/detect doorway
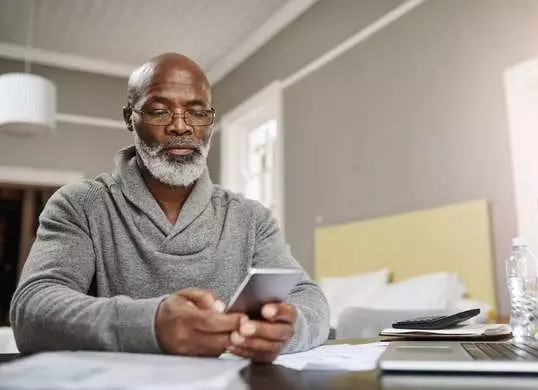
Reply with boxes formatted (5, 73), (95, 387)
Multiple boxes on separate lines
(0, 166), (82, 326)
(0, 186), (57, 326)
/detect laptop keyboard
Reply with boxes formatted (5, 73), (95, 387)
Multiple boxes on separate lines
(462, 342), (538, 361)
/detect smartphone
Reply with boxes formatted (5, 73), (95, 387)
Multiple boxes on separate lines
(226, 268), (303, 318)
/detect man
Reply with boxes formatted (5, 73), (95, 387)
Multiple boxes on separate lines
(10, 53), (330, 362)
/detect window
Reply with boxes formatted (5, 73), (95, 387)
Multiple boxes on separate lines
(221, 82), (284, 231)
(504, 57), (538, 254)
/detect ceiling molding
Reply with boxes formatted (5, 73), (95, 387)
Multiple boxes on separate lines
(0, 0), (317, 83)
(56, 113), (126, 129)
(282, 0), (428, 89)
(206, 0), (319, 84)
(0, 42), (135, 78)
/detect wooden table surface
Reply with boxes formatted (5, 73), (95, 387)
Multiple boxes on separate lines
(2, 337), (532, 390)
(0, 339), (381, 390)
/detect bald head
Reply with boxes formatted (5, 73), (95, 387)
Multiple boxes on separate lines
(127, 53), (211, 107)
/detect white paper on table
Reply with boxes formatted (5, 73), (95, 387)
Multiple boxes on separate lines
(380, 324), (511, 336)
(274, 342), (389, 371)
(0, 351), (249, 390)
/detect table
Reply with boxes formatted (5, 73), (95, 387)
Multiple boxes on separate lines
(0, 350), (378, 390)
(0, 339), (380, 389)
(2, 339), (536, 390)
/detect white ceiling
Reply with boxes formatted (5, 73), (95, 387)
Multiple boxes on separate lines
(0, 0), (316, 83)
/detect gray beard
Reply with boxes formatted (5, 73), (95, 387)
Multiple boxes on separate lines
(134, 132), (210, 187)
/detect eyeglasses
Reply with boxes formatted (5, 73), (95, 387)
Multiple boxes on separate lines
(132, 107), (215, 126)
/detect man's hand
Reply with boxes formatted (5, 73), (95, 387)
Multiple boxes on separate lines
(155, 288), (245, 356)
(227, 302), (296, 363)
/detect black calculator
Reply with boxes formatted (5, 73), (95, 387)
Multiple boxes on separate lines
(391, 308), (481, 330)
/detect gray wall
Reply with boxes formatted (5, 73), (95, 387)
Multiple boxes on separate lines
(207, 0), (406, 179)
(0, 59), (131, 177)
(213, 0), (538, 314)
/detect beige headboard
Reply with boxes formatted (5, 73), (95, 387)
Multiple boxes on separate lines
(314, 199), (497, 310)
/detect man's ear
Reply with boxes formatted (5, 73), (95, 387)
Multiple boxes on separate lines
(123, 106), (133, 132)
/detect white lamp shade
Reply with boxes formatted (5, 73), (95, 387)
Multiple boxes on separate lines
(0, 73), (57, 135)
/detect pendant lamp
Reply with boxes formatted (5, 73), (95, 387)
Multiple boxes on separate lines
(0, 0), (57, 136)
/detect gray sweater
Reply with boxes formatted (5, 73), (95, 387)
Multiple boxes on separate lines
(10, 147), (330, 354)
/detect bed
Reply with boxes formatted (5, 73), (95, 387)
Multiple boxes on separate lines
(314, 199), (497, 338)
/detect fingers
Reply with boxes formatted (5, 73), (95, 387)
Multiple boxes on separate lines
(235, 318), (294, 342)
(178, 288), (224, 312)
(226, 305), (297, 362)
(173, 289), (245, 333)
(157, 289), (250, 357)
(169, 329), (236, 357)
(229, 331), (285, 353)
(166, 290), (296, 361)
(226, 318), (293, 360)
(193, 311), (246, 333)
(261, 302), (296, 323)
(227, 345), (278, 363)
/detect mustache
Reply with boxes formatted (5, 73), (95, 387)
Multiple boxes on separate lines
(159, 137), (203, 151)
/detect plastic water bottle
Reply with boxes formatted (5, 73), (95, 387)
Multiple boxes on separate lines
(506, 237), (538, 341)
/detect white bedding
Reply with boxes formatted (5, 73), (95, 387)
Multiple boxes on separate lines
(320, 271), (487, 328)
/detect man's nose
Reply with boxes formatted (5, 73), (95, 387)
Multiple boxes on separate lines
(166, 113), (193, 136)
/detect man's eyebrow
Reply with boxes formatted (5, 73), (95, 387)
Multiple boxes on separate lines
(144, 96), (173, 105)
(184, 99), (210, 108)
(142, 97), (210, 108)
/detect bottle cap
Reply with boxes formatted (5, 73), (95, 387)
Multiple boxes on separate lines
(512, 236), (527, 247)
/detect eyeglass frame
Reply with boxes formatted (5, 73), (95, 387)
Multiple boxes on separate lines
(130, 106), (216, 127)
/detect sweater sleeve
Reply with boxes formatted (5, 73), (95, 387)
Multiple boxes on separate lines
(10, 183), (164, 354)
(250, 202), (330, 353)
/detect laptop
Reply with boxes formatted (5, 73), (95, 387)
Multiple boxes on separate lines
(379, 340), (538, 373)
(381, 374), (538, 390)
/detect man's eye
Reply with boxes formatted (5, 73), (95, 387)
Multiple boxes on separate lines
(146, 109), (169, 117)
(190, 110), (209, 118)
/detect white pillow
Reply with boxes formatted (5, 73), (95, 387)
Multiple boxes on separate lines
(320, 268), (390, 328)
(368, 273), (467, 310)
